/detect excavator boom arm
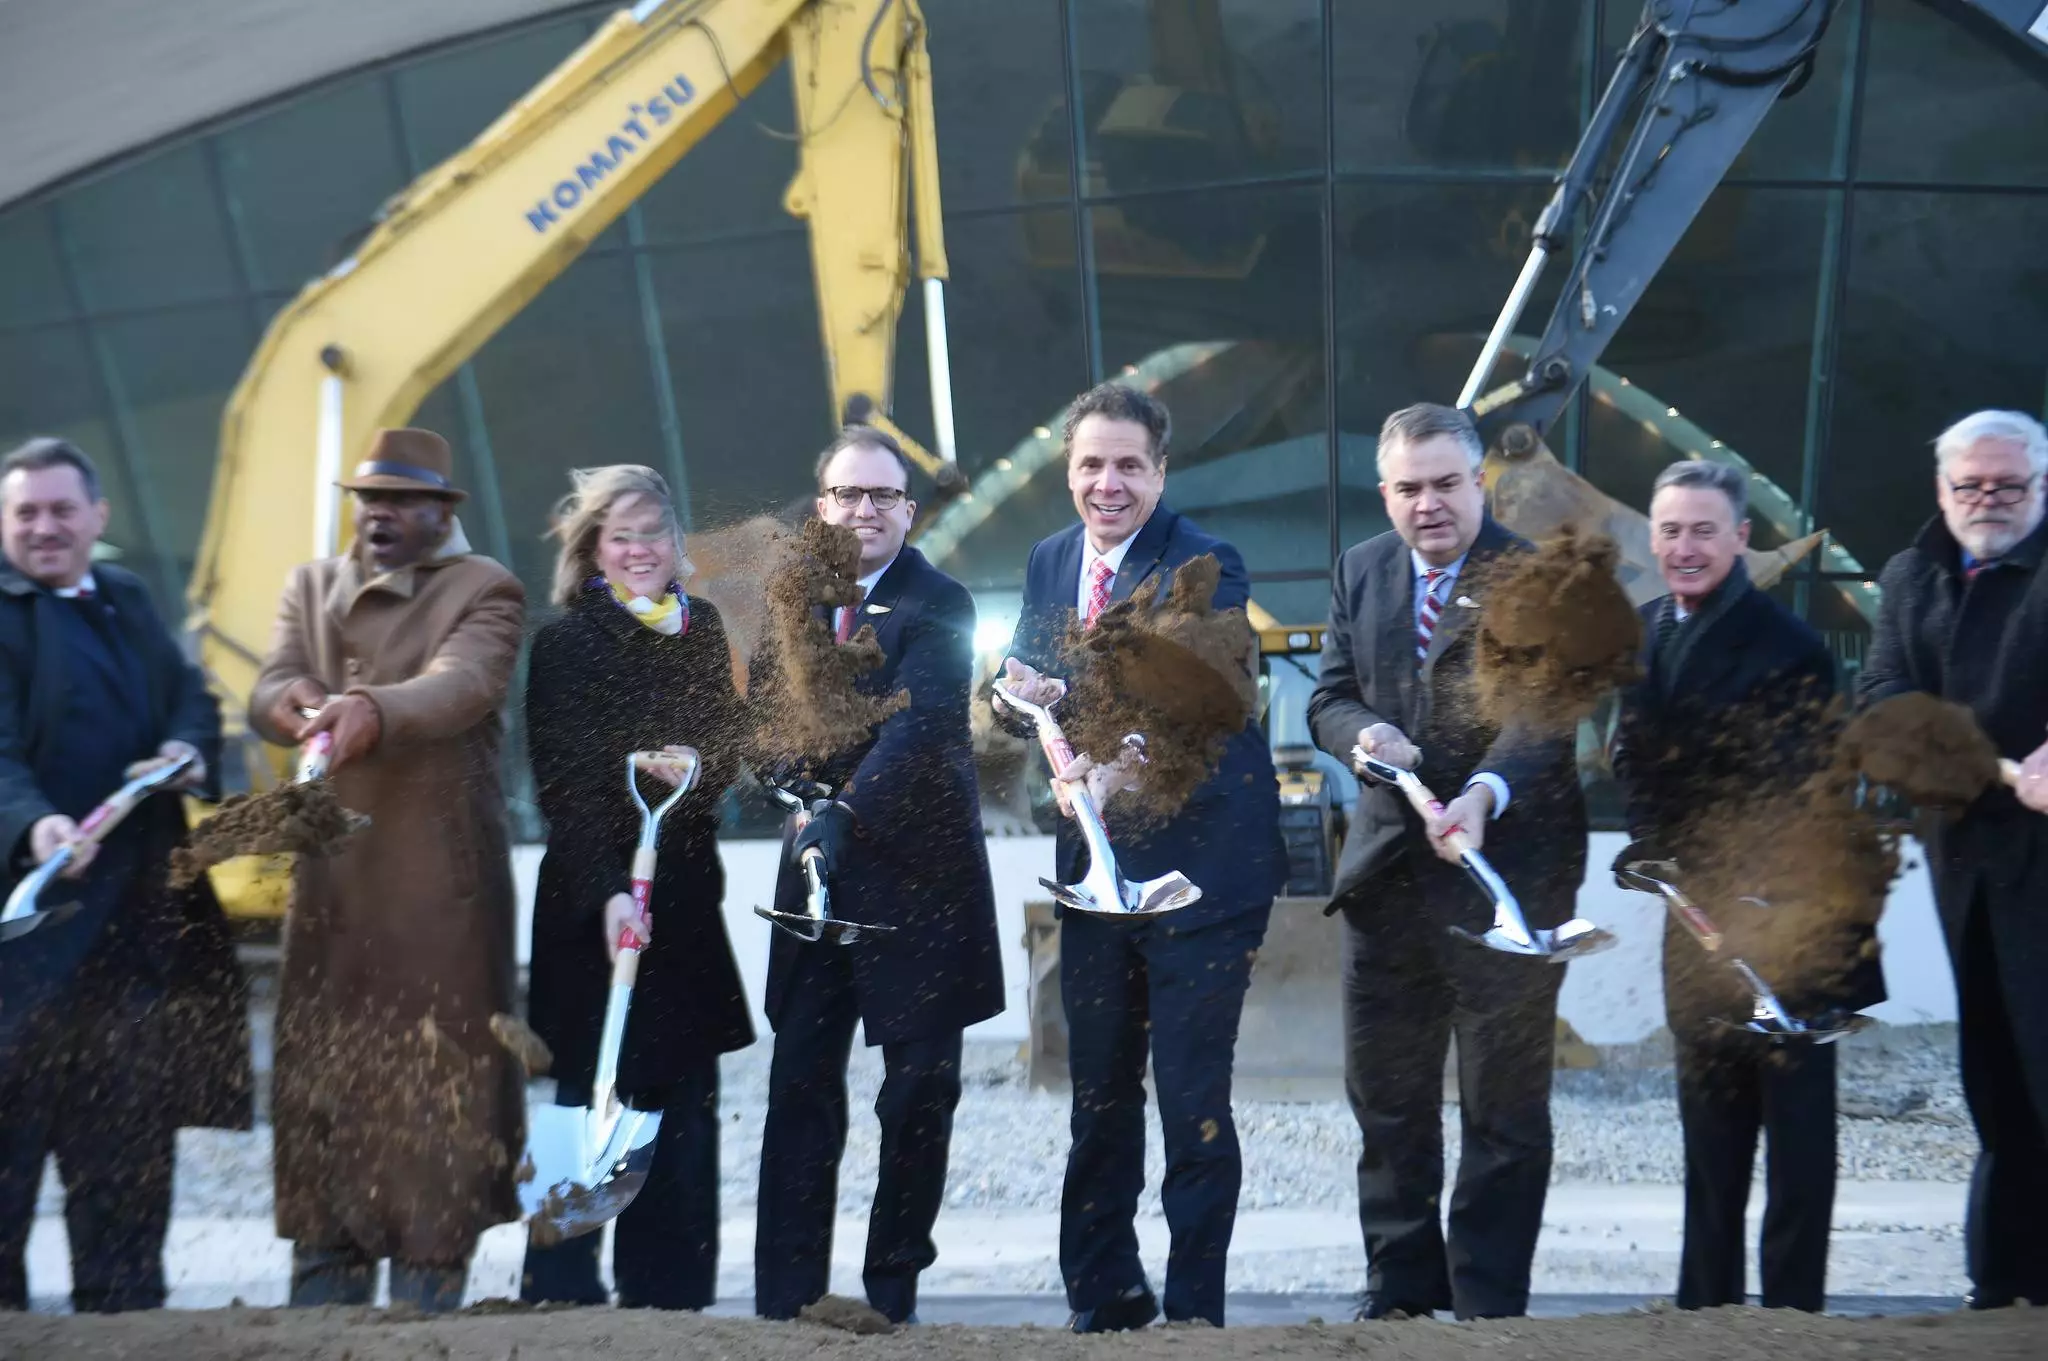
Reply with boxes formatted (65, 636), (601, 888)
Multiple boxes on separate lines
(188, 0), (952, 712)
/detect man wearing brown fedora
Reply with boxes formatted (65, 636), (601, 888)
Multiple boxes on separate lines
(249, 428), (527, 1312)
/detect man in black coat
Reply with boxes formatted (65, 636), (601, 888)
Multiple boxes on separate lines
(998, 382), (1284, 1331)
(1307, 402), (1583, 1322)
(753, 427), (1004, 1325)
(1611, 459), (1882, 1312)
(1857, 409), (2048, 1311)
(0, 438), (251, 1313)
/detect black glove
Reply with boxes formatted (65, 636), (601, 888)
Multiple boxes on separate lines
(793, 799), (857, 876)
(1612, 837), (1675, 889)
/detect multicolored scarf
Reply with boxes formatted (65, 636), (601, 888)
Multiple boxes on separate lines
(591, 574), (689, 636)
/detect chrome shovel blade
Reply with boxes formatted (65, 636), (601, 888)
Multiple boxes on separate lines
(518, 1102), (663, 1242)
(1039, 872), (1202, 917)
(1538, 920), (1618, 961)
(0, 896), (81, 944)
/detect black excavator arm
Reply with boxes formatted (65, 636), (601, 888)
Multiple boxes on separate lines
(1461, 0), (2048, 450)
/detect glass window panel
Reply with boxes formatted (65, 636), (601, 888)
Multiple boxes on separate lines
(645, 230), (835, 541)
(216, 76), (408, 293)
(93, 304), (257, 590)
(1806, 574), (1883, 690)
(926, 0), (1072, 208)
(0, 326), (114, 489)
(637, 65), (801, 245)
(1858, 0), (2048, 187)
(1581, 188), (1832, 552)
(57, 146), (241, 312)
(1598, 0), (1856, 181)
(0, 206), (73, 327)
(1091, 183), (1328, 576)
(1819, 190), (2048, 575)
(1332, 178), (1567, 546)
(1070, 0), (1324, 194)
(459, 250), (665, 603)
(1333, 1), (1591, 175)
(888, 208), (1092, 591)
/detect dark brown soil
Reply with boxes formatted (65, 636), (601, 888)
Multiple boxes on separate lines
(1474, 529), (1644, 732)
(1836, 693), (2003, 809)
(689, 512), (796, 694)
(751, 519), (909, 765)
(1058, 555), (1258, 822)
(168, 782), (368, 889)
(488, 1012), (552, 1078)
(4, 1301), (2042, 1361)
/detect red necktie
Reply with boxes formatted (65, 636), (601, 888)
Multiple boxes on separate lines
(834, 590), (864, 643)
(1415, 568), (1446, 666)
(1084, 558), (1115, 629)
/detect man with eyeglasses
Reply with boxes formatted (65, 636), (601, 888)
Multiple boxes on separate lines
(1859, 408), (2048, 1311)
(752, 425), (1002, 1326)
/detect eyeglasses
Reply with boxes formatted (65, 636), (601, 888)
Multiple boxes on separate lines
(1946, 476), (2039, 507)
(823, 484), (908, 511)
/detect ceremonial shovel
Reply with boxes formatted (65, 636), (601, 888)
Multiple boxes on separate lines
(1352, 746), (1613, 962)
(0, 753), (197, 944)
(993, 678), (1200, 916)
(752, 780), (896, 945)
(517, 749), (693, 1241)
(1616, 862), (1870, 1043)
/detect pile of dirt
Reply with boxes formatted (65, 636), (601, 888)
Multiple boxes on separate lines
(1836, 692), (2004, 808)
(750, 518), (909, 765)
(4, 1300), (2041, 1360)
(1474, 529), (1644, 732)
(1058, 555), (1258, 822)
(168, 782), (368, 889)
(797, 1294), (896, 1334)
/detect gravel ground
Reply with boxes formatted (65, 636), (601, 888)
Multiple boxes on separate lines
(43, 1023), (1974, 1222)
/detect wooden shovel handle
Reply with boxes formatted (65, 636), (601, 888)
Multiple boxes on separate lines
(1386, 769), (1479, 857)
(2000, 758), (2022, 789)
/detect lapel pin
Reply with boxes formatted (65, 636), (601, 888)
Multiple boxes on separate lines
(864, 602), (892, 615)
(1456, 596), (1479, 609)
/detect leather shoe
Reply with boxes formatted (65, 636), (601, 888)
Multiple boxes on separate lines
(1069, 1285), (1160, 1333)
(1354, 1294), (1438, 1321)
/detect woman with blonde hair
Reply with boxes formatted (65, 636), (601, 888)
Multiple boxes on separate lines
(521, 464), (753, 1309)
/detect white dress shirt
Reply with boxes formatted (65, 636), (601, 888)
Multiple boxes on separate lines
(1077, 535), (1136, 614)
(1410, 550), (1511, 819)
(52, 571), (97, 600)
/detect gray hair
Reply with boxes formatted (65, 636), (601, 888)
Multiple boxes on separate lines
(1934, 409), (2048, 478)
(1376, 403), (1483, 478)
(547, 464), (684, 607)
(1651, 459), (1748, 523)
(1063, 381), (1171, 466)
(1, 437), (103, 503)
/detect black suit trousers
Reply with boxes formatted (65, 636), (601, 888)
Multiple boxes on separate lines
(1956, 888), (2048, 1306)
(1670, 1021), (1836, 1311)
(519, 1060), (722, 1310)
(1058, 903), (1268, 1327)
(0, 948), (174, 1313)
(754, 940), (963, 1323)
(1339, 881), (1562, 1320)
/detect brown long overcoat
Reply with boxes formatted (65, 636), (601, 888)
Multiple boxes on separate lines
(249, 540), (526, 1265)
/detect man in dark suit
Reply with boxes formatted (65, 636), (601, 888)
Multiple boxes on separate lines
(753, 426), (1005, 1325)
(1858, 409), (2048, 1311)
(998, 381), (1284, 1331)
(1611, 459), (1882, 1312)
(1306, 402), (1583, 1321)
(0, 438), (250, 1313)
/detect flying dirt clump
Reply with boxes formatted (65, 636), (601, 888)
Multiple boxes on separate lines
(167, 782), (368, 889)
(489, 1012), (553, 1078)
(1474, 528), (1643, 732)
(752, 518), (909, 765)
(1835, 691), (2005, 808)
(1058, 554), (1258, 823)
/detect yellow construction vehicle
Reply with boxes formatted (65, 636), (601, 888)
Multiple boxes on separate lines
(185, 0), (964, 920)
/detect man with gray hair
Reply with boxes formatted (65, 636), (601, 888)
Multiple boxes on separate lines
(1859, 408), (2048, 1310)
(1308, 401), (1585, 1320)
(1611, 457), (1879, 1312)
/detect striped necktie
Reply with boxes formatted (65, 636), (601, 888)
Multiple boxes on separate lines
(834, 588), (865, 643)
(1415, 568), (1447, 666)
(1084, 557), (1115, 629)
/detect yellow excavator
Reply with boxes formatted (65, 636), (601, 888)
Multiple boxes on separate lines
(186, 0), (965, 920)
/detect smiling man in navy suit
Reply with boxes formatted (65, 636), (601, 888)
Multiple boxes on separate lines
(999, 382), (1284, 1332)
(753, 426), (1004, 1326)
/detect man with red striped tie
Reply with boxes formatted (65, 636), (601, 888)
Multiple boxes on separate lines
(1307, 402), (1586, 1321)
(753, 426), (1002, 1325)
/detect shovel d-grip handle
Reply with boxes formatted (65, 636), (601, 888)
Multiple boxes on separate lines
(614, 750), (699, 958)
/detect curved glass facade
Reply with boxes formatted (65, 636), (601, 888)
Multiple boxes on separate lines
(2, 0), (2045, 835)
